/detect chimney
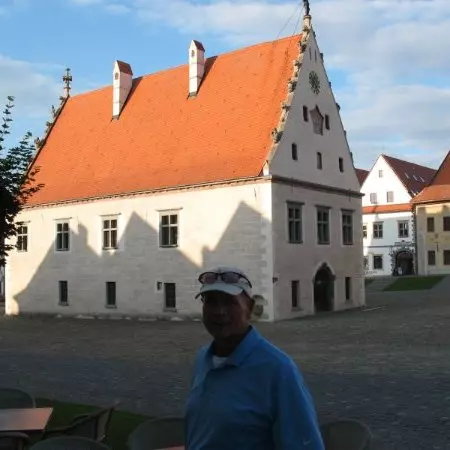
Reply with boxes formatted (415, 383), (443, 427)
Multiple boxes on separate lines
(189, 40), (205, 97)
(113, 60), (133, 119)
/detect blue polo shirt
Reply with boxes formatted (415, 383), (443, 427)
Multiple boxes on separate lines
(185, 327), (324, 450)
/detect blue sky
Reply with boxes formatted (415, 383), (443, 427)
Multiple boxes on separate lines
(1, 0), (450, 170)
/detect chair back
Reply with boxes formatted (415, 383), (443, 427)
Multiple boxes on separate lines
(68, 406), (115, 442)
(127, 417), (184, 450)
(31, 436), (111, 450)
(320, 419), (372, 450)
(0, 432), (29, 450)
(0, 388), (35, 409)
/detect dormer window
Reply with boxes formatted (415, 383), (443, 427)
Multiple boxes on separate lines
(310, 106), (324, 135)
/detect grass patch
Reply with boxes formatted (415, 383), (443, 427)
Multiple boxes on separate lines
(36, 398), (149, 450)
(384, 276), (444, 291)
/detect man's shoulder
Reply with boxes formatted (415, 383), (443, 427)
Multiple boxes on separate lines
(254, 333), (299, 374)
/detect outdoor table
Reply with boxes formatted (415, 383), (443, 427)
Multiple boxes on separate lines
(0, 408), (53, 434)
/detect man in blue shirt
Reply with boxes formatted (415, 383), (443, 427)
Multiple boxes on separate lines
(185, 266), (324, 449)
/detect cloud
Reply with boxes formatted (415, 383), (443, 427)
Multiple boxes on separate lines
(104, 3), (131, 14)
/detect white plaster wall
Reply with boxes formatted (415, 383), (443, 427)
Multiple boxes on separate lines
(361, 156), (410, 206)
(272, 183), (365, 320)
(6, 182), (275, 320)
(269, 31), (360, 193)
(363, 211), (414, 276)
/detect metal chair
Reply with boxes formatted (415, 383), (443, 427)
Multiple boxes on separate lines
(127, 417), (184, 450)
(320, 419), (372, 450)
(42, 405), (116, 443)
(31, 436), (111, 450)
(0, 388), (35, 409)
(0, 432), (30, 450)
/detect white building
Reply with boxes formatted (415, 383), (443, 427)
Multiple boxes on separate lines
(7, 11), (364, 321)
(361, 154), (435, 277)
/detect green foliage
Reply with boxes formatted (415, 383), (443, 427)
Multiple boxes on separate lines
(384, 276), (444, 291)
(0, 96), (42, 265)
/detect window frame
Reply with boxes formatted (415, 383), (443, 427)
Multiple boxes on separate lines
(58, 280), (68, 306)
(102, 216), (119, 250)
(443, 216), (450, 232)
(17, 224), (28, 252)
(287, 202), (303, 244)
(386, 191), (394, 203)
(159, 210), (180, 248)
(369, 193), (377, 204)
(373, 255), (383, 270)
(291, 143), (298, 161)
(373, 222), (383, 239)
(106, 281), (117, 308)
(291, 280), (299, 309)
(427, 217), (435, 233)
(444, 250), (450, 266)
(164, 282), (177, 310)
(345, 277), (351, 301)
(398, 220), (409, 239)
(317, 206), (330, 245)
(427, 250), (436, 266)
(342, 210), (353, 245)
(338, 157), (344, 173)
(55, 221), (70, 252)
(363, 223), (367, 239)
(317, 152), (323, 170)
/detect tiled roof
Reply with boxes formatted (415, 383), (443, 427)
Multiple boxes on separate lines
(363, 203), (412, 214)
(355, 168), (369, 185)
(27, 35), (301, 206)
(411, 151), (450, 204)
(382, 154), (436, 196)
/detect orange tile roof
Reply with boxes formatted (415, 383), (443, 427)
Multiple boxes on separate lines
(382, 154), (436, 196)
(363, 203), (412, 214)
(411, 151), (450, 204)
(355, 168), (368, 186)
(28, 35), (301, 206)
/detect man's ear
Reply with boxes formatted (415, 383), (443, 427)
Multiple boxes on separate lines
(247, 296), (256, 314)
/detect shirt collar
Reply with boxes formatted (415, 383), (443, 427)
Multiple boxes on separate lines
(205, 326), (261, 367)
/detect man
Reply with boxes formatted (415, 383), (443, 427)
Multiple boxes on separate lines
(185, 266), (324, 450)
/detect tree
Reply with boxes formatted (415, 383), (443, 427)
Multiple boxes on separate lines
(0, 96), (42, 265)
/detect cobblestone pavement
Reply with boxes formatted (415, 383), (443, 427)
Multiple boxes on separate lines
(0, 292), (449, 449)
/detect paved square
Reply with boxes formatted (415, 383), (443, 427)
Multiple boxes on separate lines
(0, 292), (449, 449)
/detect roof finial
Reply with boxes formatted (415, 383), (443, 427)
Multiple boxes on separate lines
(62, 68), (72, 98)
(303, 0), (310, 16)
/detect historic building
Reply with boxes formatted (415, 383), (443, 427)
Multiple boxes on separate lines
(412, 152), (450, 275)
(7, 7), (364, 321)
(361, 154), (435, 277)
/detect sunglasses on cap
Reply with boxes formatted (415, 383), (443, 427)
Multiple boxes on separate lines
(198, 271), (253, 288)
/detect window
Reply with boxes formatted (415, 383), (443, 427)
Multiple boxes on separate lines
(291, 143), (298, 160)
(56, 222), (70, 251)
(363, 224), (367, 239)
(325, 115), (330, 130)
(373, 255), (383, 270)
(164, 283), (176, 309)
(160, 212), (179, 247)
(345, 277), (351, 300)
(17, 225), (28, 252)
(373, 222), (383, 239)
(444, 250), (450, 266)
(427, 217), (435, 232)
(310, 106), (324, 135)
(363, 257), (369, 270)
(106, 282), (116, 307)
(378, 170), (383, 178)
(103, 218), (118, 249)
(291, 280), (299, 309)
(386, 191), (394, 203)
(59, 281), (68, 305)
(303, 106), (309, 122)
(444, 216), (450, 232)
(398, 221), (409, 238)
(338, 157), (344, 172)
(428, 250), (436, 266)
(317, 152), (323, 170)
(342, 211), (353, 245)
(369, 193), (377, 204)
(287, 203), (302, 243)
(317, 208), (330, 245)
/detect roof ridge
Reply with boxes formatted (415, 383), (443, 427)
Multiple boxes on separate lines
(69, 34), (301, 101)
(383, 153), (436, 171)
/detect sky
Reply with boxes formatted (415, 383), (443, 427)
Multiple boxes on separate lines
(0, 0), (449, 170)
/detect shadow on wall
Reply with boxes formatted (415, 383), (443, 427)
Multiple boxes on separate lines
(12, 201), (270, 319)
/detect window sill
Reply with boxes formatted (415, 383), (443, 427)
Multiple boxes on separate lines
(318, 242), (330, 245)
(105, 305), (117, 309)
(288, 241), (303, 244)
(164, 308), (177, 313)
(103, 248), (119, 251)
(58, 302), (69, 307)
(56, 249), (70, 252)
(343, 242), (354, 246)
(159, 245), (179, 249)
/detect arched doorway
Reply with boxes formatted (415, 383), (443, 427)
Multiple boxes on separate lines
(314, 264), (334, 312)
(395, 250), (414, 276)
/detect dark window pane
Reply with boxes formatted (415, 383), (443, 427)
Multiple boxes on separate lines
(170, 226), (178, 246)
(161, 227), (169, 246)
(110, 230), (117, 248)
(63, 223), (69, 232)
(165, 283), (176, 309)
(63, 233), (70, 250)
(170, 214), (178, 225)
(111, 219), (117, 229)
(57, 223), (62, 232)
(106, 282), (116, 306)
(59, 281), (68, 304)
(103, 220), (110, 229)
(161, 215), (169, 225)
(427, 217), (435, 232)
(56, 233), (63, 250)
(103, 231), (110, 248)
(291, 281), (299, 308)
(428, 251), (436, 266)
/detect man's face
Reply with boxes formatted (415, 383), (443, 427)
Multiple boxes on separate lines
(202, 290), (254, 340)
